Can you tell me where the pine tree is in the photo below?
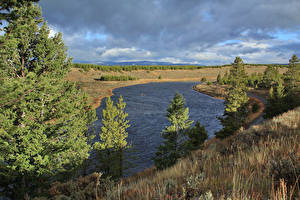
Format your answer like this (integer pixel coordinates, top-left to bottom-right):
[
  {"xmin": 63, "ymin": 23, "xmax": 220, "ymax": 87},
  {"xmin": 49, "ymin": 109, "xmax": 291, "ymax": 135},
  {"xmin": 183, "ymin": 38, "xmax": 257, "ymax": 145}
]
[
  {"xmin": 94, "ymin": 96, "xmax": 130, "ymax": 179},
  {"xmin": 215, "ymin": 57, "xmax": 249, "ymax": 139},
  {"xmin": 183, "ymin": 121, "xmax": 208, "ymax": 152},
  {"xmin": 285, "ymin": 54, "xmax": 300, "ymax": 90},
  {"xmin": 217, "ymin": 73, "xmax": 223, "ymax": 84},
  {"xmin": 262, "ymin": 65, "xmax": 281, "ymax": 89},
  {"xmin": 153, "ymin": 92, "xmax": 193, "ymax": 170},
  {"xmin": 0, "ymin": 0, "xmax": 39, "ymax": 24},
  {"xmin": 0, "ymin": 3, "xmax": 96, "ymax": 198},
  {"xmin": 264, "ymin": 55, "xmax": 300, "ymax": 119}
]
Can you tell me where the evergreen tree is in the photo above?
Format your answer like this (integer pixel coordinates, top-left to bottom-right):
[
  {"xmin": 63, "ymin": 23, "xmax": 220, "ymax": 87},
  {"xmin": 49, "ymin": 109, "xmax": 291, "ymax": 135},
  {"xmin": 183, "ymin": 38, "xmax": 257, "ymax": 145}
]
[
  {"xmin": 0, "ymin": 3, "xmax": 96, "ymax": 198},
  {"xmin": 215, "ymin": 57, "xmax": 249, "ymax": 139},
  {"xmin": 264, "ymin": 82, "xmax": 286, "ymax": 118},
  {"xmin": 264, "ymin": 55, "xmax": 300, "ymax": 119},
  {"xmin": 153, "ymin": 92, "xmax": 193, "ymax": 170},
  {"xmin": 183, "ymin": 121, "xmax": 208, "ymax": 152},
  {"xmin": 285, "ymin": 54, "xmax": 300, "ymax": 90},
  {"xmin": 217, "ymin": 73, "xmax": 221, "ymax": 84},
  {"xmin": 0, "ymin": 0, "xmax": 38, "ymax": 24},
  {"xmin": 94, "ymin": 96, "xmax": 130, "ymax": 179},
  {"xmin": 261, "ymin": 65, "xmax": 281, "ymax": 89},
  {"xmin": 0, "ymin": 3, "xmax": 71, "ymax": 79}
]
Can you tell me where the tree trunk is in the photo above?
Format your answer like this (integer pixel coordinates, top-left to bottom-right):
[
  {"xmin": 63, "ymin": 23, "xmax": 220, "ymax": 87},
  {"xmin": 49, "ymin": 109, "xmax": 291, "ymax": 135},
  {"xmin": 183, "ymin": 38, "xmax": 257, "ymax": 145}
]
[
  {"xmin": 21, "ymin": 56, "xmax": 25, "ymax": 77},
  {"xmin": 119, "ymin": 148, "xmax": 123, "ymax": 179},
  {"xmin": 22, "ymin": 176, "xmax": 29, "ymax": 200}
]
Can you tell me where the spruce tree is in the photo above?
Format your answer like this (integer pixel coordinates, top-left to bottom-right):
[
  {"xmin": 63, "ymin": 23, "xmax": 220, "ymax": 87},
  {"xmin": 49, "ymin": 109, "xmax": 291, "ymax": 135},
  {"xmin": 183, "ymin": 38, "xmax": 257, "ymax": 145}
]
[
  {"xmin": 94, "ymin": 96, "xmax": 130, "ymax": 179},
  {"xmin": 183, "ymin": 121, "xmax": 208, "ymax": 152},
  {"xmin": 0, "ymin": 0, "xmax": 38, "ymax": 24},
  {"xmin": 217, "ymin": 73, "xmax": 223, "ymax": 84},
  {"xmin": 262, "ymin": 65, "xmax": 281, "ymax": 89},
  {"xmin": 153, "ymin": 92, "xmax": 193, "ymax": 170},
  {"xmin": 215, "ymin": 57, "xmax": 249, "ymax": 139},
  {"xmin": 0, "ymin": 3, "xmax": 96, "ymax": 198},
  {"xmin": 285, "ymin": 54, "xmax": 300, "ymax": 90},
  {"xmin": 264, "ymin": 55, "xmax": 300, "ymax": 119}
]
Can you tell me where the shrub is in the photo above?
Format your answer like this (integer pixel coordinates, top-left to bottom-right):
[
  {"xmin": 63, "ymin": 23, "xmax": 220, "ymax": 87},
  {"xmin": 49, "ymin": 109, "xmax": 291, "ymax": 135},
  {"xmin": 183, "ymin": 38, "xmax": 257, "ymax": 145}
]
[
  {"xmin": 252, "ymin": 102, "xmax": 260, "ymax": 113},
  {"xmin": 97, "ymin": 75, "xmax": 137, "ymax": 81},
  {"xmin": 206, "ymin": 81, "xmax": 212, "ymax": 85},
  {"xmin": 201, "ymin": 77, "xmax": 207, "ymax": 82}
]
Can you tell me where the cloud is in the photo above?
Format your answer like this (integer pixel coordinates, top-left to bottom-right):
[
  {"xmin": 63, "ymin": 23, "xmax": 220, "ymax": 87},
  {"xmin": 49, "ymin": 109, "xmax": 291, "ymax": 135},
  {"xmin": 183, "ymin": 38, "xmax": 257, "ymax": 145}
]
[{"xmin": 39, "ymin": 0, "xmax": 300, "ymax": 64}]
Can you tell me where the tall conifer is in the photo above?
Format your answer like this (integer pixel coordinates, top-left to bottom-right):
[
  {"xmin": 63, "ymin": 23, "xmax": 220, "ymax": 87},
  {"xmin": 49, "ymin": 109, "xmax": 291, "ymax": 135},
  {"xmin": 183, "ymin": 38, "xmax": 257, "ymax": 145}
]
[
  {"xmin": 0, "ymin": 3, "xmax": 96, "ymax": 198},
  {"xmin": 153, "ymin": 92, "xmax": 193, "ymax": 170},
  {"xmin": 215, "ymin": 57, "xmax": 249, "ymax": 139},
  {"xmin": 94, "ymin": 96, "xmax": 130, "ymax": 178}
]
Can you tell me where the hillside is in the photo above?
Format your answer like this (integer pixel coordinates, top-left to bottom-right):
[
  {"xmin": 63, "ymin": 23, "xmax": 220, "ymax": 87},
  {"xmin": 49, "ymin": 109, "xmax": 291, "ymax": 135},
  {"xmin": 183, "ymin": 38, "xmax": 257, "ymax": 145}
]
[{"xmin": 48, "ymin": 106, "xmax": 300, "ymax": 199}]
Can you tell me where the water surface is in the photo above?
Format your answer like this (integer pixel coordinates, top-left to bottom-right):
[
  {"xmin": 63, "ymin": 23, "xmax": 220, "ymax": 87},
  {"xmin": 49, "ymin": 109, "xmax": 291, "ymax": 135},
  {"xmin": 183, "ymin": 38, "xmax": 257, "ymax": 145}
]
[{"xmin": 93, "ymin": 82, "xmax": 224, "ymax": 176}]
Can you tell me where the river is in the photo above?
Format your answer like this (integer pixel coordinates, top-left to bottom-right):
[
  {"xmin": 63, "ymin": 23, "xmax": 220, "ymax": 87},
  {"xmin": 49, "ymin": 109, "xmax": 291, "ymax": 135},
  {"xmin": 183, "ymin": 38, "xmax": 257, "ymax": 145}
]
[{"xmin": 91, "ymin": 82, "xmax": 225, "ymax": 176}]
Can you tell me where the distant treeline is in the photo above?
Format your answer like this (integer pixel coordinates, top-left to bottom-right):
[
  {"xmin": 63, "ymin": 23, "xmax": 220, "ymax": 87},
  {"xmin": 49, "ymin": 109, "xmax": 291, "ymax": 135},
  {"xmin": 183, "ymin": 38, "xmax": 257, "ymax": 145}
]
[
  {"xmin": 96, "ymin": 75, "xmax": 138, "ymax": 81},
  {"xmin": 73, "ymin": 63, "xmax": 287, "ymax": 72},
  {"xmin": 73, "ymin": 63, "xmax": 231, "ymax": 71}
]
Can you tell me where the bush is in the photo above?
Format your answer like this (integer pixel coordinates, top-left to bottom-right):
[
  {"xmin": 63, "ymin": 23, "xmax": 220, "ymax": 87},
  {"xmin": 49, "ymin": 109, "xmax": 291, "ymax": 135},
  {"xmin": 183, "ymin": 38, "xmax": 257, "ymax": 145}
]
[
  {"xmin": 97, "ymin": 75, "xmax": 137, "ymax": 81},
  {"xmin": 201, "ymin": 77, "xmax": 207, "ymax": 82},
  {"xmin": 252, "ymin": 102, "xmax": 260, "ymax": 113},
  {"xmin": 206, "ymin": 81, "xmax": 212, "ymax": 85},
  {"xmin": 158, "ymin": 75, "xmax": 162, "ymax": 79}
]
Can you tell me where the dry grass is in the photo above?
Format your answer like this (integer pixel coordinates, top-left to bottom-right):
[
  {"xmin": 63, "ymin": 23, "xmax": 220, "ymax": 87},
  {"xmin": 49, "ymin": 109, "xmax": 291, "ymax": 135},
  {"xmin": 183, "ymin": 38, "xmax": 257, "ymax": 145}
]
[
  {"xmin": 66, "ymin": 65, "xmax": 271, "ymax": 108},
  {"xmin": 96, "ymin": 107, "xmax": 300, "ymax": 200},
  {"xmin": 194, "ymin": 84, "xmax": 228, "ymax": 99}
]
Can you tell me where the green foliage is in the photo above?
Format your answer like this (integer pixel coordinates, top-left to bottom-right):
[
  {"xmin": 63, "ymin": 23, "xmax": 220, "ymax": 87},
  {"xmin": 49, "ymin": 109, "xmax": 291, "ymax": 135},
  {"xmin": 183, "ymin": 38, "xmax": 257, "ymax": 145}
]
[
  {"xmin": 201, "ymin": 77, "xmax": 207, "ymax": 82},
  {"xmin": 73, "ymin": 63, "xmax": 230, "ymax": 72},
  {"xmin": 265, "ymin": 55, "xmax": 300, "ymax": 119},
  {"xmin": 247, "ymin": 72, "xmax": 263, "ymax": 88},
  {"xmin": 261, "ymin": 65, "xmax": 282, "ymax": 89},
  {"xmin": 0, "ymin": 0, "xmax": 39, "ymax": 24},
  {"xmin": 206, "ymin": 81, "xmax": 212, "ymax": 85},
  {"xmin": 252, "ymin": 102, "xmax": 260, "ymax": 113},
  {"xmin": 153, "ymin": 92, "xmax": 193, "ymax": 170},
  {"xmin": 97, "ymin": 75, "xmax": 137, "ymax": 81},
  {"xmin": 183, "ymin": 121, "xmax": 208, "ymax": 152},
  {"xmin": 216, "ymin": 57, "xmax": 249, "ymax": 139},
  {"xmin": 0, "ymin": 4, "xmax": 71, "ymax": 79},
  {"xmin": 158, "ymin": 75, "xmax": 162, "ymax": 79},
  {"xmin": 221, "ymin": 71, "xmax": 230, "ymax": 84},
  {"xmin": 94, "ymin": 96, "xmax": 130, "ymax": 178},
  {"xmin": 284, "ymin": 54, "xmax": 300, "ymax": 90},
  {"xmin": 216, "ymin": 73, "xmax": 222, "ymax": 84},
  {"xmin": 0, "ymin": 3, "xmax": 96, "ymax": 198}
]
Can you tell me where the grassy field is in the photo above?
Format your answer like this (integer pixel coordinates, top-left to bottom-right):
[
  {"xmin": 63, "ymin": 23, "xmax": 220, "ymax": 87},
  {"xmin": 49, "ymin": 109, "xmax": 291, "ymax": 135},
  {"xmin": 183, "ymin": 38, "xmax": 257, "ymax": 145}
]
[
  {"xmin": 67, "ymin": 65, "xmax": 279, "ymax": 108},
  {"xmin": 103, "ymin": 107, "xmax": 300, "ymax": 199}
]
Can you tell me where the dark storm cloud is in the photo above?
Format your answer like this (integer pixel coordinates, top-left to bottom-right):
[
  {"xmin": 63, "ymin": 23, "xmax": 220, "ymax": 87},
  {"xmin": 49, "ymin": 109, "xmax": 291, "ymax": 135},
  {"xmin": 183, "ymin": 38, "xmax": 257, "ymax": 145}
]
[
  {"xmin": 271, "ymin": 42, "xmax": 300, "ymax": 56},
  {"xmin": 39, "ymin": 0, "xmax": 300, "ymax": 64}
]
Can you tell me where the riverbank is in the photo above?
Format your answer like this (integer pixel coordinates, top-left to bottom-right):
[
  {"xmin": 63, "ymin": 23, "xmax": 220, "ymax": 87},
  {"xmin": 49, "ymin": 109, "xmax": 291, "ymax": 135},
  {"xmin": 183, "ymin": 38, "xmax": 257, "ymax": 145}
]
[
  {"xmin": 193, "ymin": 83, "xmax": 266, "ymax": 128},
  {"xmin": 66, "ymin": 65, "xmax": 269, "ymax": 108}
]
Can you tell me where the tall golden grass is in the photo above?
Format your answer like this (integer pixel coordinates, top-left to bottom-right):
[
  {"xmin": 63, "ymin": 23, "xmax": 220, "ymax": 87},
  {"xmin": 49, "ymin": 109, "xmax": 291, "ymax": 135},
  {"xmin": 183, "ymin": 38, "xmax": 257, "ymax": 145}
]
[{"xmin": 95, "ymin": 107, "xmax": 300, "ymax": 199}]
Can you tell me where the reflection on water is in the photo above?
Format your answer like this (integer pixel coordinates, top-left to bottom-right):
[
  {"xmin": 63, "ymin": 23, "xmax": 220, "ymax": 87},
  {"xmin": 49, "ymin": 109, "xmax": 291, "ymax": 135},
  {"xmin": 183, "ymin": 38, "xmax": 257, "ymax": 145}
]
[{"xmin": 92, "ymin": 82, "xmax": 224, "ymax": 176}]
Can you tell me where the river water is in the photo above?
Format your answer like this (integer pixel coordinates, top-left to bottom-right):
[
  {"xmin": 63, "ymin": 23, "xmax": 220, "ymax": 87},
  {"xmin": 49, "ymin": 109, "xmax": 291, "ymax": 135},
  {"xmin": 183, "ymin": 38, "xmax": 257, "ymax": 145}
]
[{"xmin": 92, "ymin": 82, "xmax": 224, "ymax": 176}]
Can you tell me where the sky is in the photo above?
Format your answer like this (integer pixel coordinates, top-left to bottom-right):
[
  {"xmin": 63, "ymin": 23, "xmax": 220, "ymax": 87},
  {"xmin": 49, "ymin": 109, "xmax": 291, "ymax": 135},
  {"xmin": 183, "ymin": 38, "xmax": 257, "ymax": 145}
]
[{"xmin": 39, "ymin": 0, "xmax": 300, "ymax": 65}]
